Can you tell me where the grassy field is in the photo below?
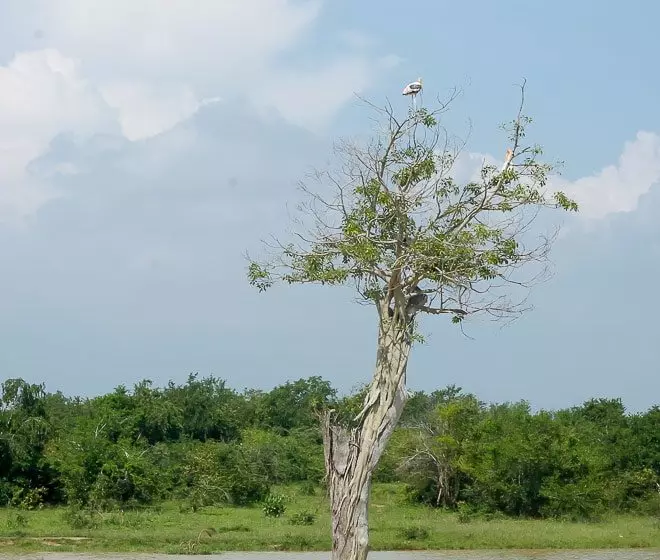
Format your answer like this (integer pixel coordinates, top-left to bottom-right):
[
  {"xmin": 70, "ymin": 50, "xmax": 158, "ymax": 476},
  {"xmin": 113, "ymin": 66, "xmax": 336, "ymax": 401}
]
[{"xmin": 0, "ymin": 484, "xmax": 658, "ymax": 554}]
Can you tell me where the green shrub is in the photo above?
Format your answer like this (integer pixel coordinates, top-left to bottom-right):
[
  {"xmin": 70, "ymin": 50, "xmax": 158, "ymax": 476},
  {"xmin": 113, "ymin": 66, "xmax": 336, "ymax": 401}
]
[
  {"xmin": 456, "ymin": 502, "xmax": 473, "ymax": 523},
  {"xmin": 262, "ymin": 493, "xmax": 286, "ymax": 517},
  {"xmin": 11, "ymin": 486, "xmax": 47, "ymax": 510},
  {"xmin": 281, "ymin": 533, "xmax": 314, "ymax": 550},
  {"xmin": 299, "ymin": 481, "xmax": 317, "ymax": 496},
  {"xmin": 50, "ymin": 435, "xmax": 166, "ymax": 509},
  {"xmin": 239, "ymin": 429, "xmax": 325, "ymax": 484},
  {"xmin": 0, "ymin": 482, "xmax": 14, "ymax": 506},
  {"xmin": 5, "ymin": 511, "xmax": 29, "ymax": 531},
  {"xmin": 61, "ymin": 507, "xmax": 100, "ymax": 529},
  {"xmin": 183, "ymin": 441, "xmax": 271, "ymax": 508},
  {"xmin": 633, "ymin": 492, "xmax": 660, "ymax": 518},
  {"xmin": 539, "ymin": 477, "xmax": 606, "ymax": 521},
  {"xmin": 397, "ymin": 525, "xmax": 430, "ymax": 540},
  {"xmin": 290, "ymin": 511, "xmax": 316, "ymax": 525}
]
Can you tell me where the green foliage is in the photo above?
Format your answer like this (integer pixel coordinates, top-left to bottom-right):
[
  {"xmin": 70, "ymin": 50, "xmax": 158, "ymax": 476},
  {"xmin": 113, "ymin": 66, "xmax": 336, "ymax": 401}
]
[
  {"xmin": 11, "ymin": 486, "xmax": 47, "ymax": 510},
  {"xmin": 104, "ymin": 509, "xmax": 155, "ymax": 529},
  {"xmin": 397, "ymin": 525, "xmax": 430, "ymax": 541},
  {"xmin": 247, "ymin": 92, "xmax": 578, "ymax": 332},
  {"xmin": 238, "ymin": 428, "xmax": 325, "ymax": 484},
  {"xmin": 539, "ymin": 476, "xmax": 606, "ymax": 521},
  {"xmin": 385, "ymin": 386, "xmax": 660, "ymax": 521},
  {"xmin": 0, "ymin": 375, "xmax": 659, "ymax": 522},
  {"xmin": 165, "ymin": 374, "xmax": 245, "ymax": 442},
  {"xmin": 252, "ymin": 376, "xmax": 334, "ymax": 436},
  {"xmin": 330, "ymin": 383, "xmax": 369, "ymax": 429},
  {"xmin": 183, "ymin": 441, "xmax": 270, "ymax": 508},
  {"xmin": 394, "ymin": 387, "xmax": 482, "ymax": 507},
  {"xmin": 48, "ymin": 432, "xmax": 166, "ymax": 509},
  {"xmin": 0, "ymin": 379, "xmax": 62, "ymax": 506},
  {"xmin": 456, "ymin": 502, "xmax": 473, "ymax": 523},
  {"xmin": 299, "ymin": 481, "xmax": 317, "ymax": 496},
  {"xmin": 262, "ymin": 493, "xmax": 287, "ymax": 517},
  {"xmin": 61, "ymin": 506, "xmax": 100, "ymax": 529},
  {"xmin": 290, "ymin": 510, "xmax": 316, "ymax": 525},
  {"xmin": 5, "ymin": 510, "xmax": 29, "ymax": 531}
]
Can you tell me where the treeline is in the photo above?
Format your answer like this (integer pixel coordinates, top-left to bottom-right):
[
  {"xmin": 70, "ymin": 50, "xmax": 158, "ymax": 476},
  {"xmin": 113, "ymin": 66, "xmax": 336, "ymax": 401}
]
[{"xmin": 0, "ymin": 375, "xmax": 659, "ymax": 520}]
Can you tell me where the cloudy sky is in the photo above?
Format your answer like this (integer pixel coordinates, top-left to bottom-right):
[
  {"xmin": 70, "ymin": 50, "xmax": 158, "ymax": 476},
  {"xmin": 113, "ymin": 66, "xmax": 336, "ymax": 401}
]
[{"xmin": 1, "ymin": 0, "xmax": 659, "ymax": 412}]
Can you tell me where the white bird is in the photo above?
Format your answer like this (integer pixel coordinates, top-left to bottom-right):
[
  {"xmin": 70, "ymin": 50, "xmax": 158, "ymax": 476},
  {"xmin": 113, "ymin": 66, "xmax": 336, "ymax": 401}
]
[
  {"xmin": 403, "ymin": 77, "xmax": 423, "ymax": 110},
  {"xmin": 402, "ymin": 77, "xmax": 423, "ymax": 96},
  {"xmin": 501, "ymin": 148, "xmax": 514, "ymax": 172}
]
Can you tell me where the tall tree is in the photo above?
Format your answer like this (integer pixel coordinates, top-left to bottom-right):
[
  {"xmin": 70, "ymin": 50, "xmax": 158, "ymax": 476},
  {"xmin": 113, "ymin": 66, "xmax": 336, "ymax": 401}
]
[{"xmin": 247, "ymin": 83, "xmax": 577, "ymax": 560}]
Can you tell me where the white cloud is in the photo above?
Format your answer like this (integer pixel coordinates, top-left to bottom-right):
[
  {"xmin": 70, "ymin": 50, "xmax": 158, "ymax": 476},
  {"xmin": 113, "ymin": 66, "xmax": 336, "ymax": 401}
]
[
  {"xmin": 250, "ymin": 57, "xmax": 380, "ymax": 130},
  {"xmin": 2, "ymin": 2, "xmax": 653, "ymax": 229},
  {"xmin": 35, "ymin": 0, "xmax": 322, "ymax": 82},
  {"xmin": 0, "ymin": 49, "xmax": 117, "ymax": 223},
  {"xmin": 448, "ymin": 132, "xmax": 660, "ymax": 223},
  {"xmin": 554, "ymin": 132, "xmax": 660, "ymax": 220},
  {"xmin": 0, "ymin": 1, "xmax": 400, "ymax": 224},
  {"xmin": 8, "ymin": 0, "xmax": 390, "ymax": 134},
  {"xmin": 100, "ymin": 82, "xmax": 203, "ymax": 141}
]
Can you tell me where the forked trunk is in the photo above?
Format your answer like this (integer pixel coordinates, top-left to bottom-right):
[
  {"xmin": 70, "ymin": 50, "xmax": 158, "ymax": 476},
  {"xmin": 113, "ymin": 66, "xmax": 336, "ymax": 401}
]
[{"xmin": 323, "ymin": 320, "xmax": 412, "ymax": 560}]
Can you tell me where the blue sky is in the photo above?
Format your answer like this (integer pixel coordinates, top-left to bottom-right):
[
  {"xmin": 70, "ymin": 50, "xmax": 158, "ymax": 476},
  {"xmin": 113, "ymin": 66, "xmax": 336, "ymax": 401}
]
[{"xmin": 0, "ymin": 0, "xmax": 659, "ymax": 412}]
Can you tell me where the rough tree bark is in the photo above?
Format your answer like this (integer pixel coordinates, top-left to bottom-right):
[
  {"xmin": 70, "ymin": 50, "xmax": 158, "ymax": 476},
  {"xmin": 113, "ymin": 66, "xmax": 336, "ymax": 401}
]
[{"xmin": 323, "ymin": 315, "xmax": 412, "ymax": 560}]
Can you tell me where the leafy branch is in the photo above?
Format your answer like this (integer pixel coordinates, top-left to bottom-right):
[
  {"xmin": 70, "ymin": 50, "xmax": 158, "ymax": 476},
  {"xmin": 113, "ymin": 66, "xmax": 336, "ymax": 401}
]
[{"xmin": 248, "ymin": 82, "xmax": 577, "ymax": 331}]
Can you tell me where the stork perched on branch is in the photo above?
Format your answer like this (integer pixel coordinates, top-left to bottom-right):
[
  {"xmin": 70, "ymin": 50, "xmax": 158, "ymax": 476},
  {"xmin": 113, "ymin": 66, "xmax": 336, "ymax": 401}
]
[{"xmin": 402, "ymin": 77, "xmax": 423, "ymax": 109}]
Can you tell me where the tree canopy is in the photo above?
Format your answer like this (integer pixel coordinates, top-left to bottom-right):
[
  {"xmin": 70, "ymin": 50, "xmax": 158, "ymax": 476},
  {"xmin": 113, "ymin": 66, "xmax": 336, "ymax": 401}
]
[{"xmin": 249, "ymin": 86, "xmax": 577, "ymax": 327}]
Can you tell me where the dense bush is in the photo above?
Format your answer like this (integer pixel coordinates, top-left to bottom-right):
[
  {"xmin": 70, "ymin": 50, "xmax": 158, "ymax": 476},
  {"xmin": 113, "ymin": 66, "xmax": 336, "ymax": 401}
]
[
  {"xmin": 0, "ymin": 375, "xmax": 659, "ymax": 520},
  {"xmin": 182, "ymin": 441, "xmax": 270, "ymax": 507}
]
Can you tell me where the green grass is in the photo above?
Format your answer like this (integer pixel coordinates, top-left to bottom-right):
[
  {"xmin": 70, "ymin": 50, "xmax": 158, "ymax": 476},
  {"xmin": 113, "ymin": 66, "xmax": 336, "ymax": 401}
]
[{"xmin": 0, "ymin": 484, "xmax": 658, "ymax": 554}]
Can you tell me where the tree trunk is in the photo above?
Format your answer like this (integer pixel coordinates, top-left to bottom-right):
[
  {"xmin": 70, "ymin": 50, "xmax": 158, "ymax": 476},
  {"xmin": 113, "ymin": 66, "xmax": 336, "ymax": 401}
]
[{"xmin": 323, "ymin": 320, "xmax": 412, "ymax": 560}]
